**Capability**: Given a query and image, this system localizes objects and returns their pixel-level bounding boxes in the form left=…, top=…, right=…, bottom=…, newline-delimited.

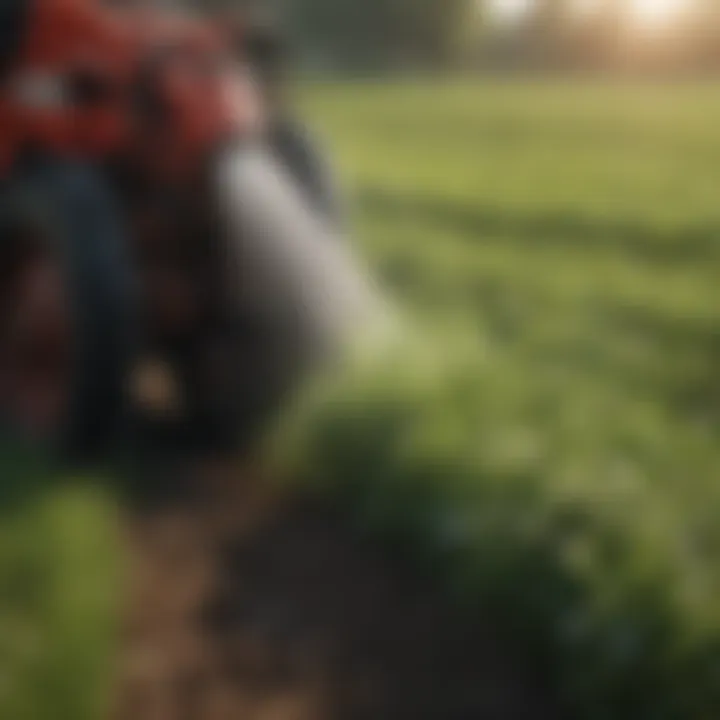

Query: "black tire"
left=0, top=157, right=134, bottom=463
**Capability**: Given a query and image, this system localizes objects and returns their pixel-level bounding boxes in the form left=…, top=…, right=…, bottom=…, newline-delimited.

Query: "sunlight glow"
left=628, top=0, right=688, bottom=26
left=489, top=0, right=690, bottom=28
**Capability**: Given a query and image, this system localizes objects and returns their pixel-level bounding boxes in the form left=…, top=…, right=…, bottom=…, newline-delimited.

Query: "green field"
left=2, top=82, right=720, bottom=718
left=296, top=81, right=720, bottom=718
left=0, top=458, right=118, bottom=720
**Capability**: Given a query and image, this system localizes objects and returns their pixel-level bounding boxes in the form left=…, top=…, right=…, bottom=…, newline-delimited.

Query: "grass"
left=287, top=81, right=720, bottom=718
left=0, top=453, right=119, bottom=720
left=301, top=81, right=719, bottom=461
left=1, top=81, right=719, bottom=718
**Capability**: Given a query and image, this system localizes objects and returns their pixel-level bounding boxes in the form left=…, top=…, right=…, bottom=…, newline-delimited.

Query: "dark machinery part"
left=0, top=0, right=30, bottom=81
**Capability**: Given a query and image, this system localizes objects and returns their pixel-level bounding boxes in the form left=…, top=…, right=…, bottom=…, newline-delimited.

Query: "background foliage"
left=278, top=0, right=720, bottom=74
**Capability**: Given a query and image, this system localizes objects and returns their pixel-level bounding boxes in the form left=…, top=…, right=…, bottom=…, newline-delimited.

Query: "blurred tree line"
left=476, top=0, right=720, bottom=75
left=232, top=0, right=720, bottom=75
left=280, top=0, right=477, bottom=72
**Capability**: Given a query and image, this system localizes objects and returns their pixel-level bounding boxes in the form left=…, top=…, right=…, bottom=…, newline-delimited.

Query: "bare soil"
left=112, top=463, right=559, bottom=720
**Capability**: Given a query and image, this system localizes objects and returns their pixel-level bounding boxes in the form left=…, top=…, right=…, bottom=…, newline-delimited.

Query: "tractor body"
left=0, top=0, right=379, bottom=464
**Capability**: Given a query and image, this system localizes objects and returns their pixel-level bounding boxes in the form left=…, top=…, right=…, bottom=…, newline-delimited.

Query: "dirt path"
left=112, top=463, right=558, bottom=720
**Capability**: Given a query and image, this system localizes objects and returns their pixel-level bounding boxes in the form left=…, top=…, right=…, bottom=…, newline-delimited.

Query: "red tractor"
left=0, top=0, right=373, bottom=464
